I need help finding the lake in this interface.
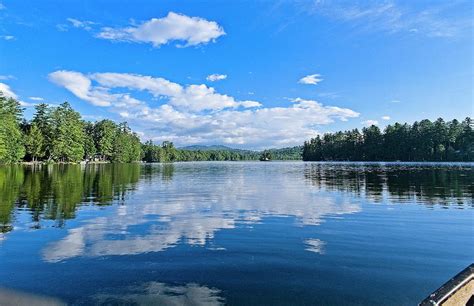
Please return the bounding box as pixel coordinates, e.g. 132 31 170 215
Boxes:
0 162 472 305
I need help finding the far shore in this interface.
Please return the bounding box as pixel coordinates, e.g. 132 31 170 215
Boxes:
5 160 473 166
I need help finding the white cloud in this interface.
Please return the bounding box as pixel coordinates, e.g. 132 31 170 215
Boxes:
381 115 390 120
298 74 323 85
50 71 259 112
1 35 14 41
0 75 15 80
0 82 18 99
49 70 360 148
97 12 225 47
362 119 379 126
206 74 227 82
67 18 96 31
0 82 35 107
304 1 471 38
29 96 44 101
48 70 135 107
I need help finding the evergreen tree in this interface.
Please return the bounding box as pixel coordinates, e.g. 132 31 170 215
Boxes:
83 122 97 161
26 123 45 162
32 103 53 160
50 102 85 162
0 93 25 163
94 119 116 161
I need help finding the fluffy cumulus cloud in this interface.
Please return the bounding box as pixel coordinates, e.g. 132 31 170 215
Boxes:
49 70 359 148
298 74 323 85
206 74 227 82
381 115 390 120
97 12 225 47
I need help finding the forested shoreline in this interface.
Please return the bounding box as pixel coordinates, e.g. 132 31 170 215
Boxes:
0 93 300 164
303 118 473 161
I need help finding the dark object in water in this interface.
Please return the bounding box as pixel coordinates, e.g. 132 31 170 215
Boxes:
259 150 271 161
419 263 474 306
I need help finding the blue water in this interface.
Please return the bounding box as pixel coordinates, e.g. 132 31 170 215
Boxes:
0 162 472 305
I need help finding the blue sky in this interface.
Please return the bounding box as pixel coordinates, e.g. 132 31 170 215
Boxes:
0 0 472 149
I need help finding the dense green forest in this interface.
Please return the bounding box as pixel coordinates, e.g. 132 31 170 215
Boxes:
0 93 300 164
0 94 141 163
303 118 473 161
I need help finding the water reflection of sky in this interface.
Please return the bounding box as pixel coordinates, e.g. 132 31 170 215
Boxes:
0 162 472 305
43 163 363 262
0 282 224 306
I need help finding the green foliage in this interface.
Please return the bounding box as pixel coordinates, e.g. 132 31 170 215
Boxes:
83 122 97 160
0 93 25 163
50 102 85 162
32 103 53 160
303 118 474 161
111 123 142 163
266 146 302 160
25 123 45 161
94 119 117 161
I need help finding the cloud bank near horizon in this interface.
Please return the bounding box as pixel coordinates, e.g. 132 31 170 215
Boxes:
48 70 359 148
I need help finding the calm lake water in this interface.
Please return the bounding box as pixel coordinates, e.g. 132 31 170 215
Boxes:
0 162 472 305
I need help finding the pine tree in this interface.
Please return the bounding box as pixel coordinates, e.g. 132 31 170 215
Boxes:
50 102 84 162
26 123 45 162
94 120 116 161
32 103 53 160
0 94 25 163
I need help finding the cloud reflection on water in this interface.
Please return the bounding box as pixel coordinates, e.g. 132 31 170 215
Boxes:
43 163 360 262
91 282 224 306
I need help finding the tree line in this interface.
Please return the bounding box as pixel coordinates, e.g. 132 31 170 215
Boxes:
303 118 473 161
142 140 262 162
0 94 141 163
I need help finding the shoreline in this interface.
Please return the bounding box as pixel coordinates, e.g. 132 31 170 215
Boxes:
4 160 473 166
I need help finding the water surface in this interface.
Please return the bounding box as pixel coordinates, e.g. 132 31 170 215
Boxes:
0 162 472 305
